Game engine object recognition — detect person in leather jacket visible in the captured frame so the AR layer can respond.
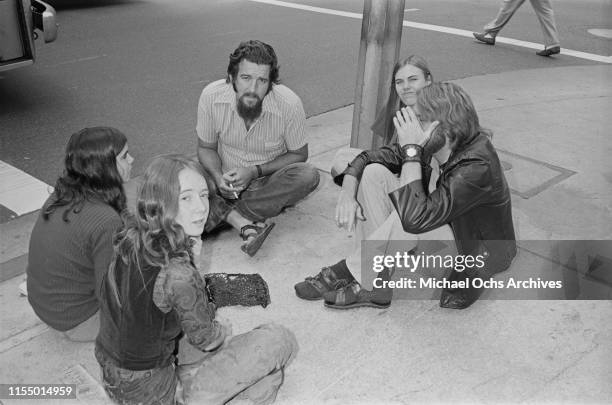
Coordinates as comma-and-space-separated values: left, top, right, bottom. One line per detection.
295, 82, 516, 310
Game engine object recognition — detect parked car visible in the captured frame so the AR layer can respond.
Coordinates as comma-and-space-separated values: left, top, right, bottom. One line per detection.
0, 0, 58, 72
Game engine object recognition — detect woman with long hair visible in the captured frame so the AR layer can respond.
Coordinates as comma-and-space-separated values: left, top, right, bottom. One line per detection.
95, 154, 296, 405
27, 126, 133, 342
331, 55, 434, 241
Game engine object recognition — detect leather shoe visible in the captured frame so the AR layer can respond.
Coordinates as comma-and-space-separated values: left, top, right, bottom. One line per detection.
473, 32, 495, 45
439, 270, 484, 310
536, 46, 560, 57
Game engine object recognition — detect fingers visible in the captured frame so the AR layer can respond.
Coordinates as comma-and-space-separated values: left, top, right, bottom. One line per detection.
356, 205, 366, 221
334, 203, 342, 226
392, 116, 400, 132
402, 106, 417, 121
426, 120, 440, 136
222, 172, 235, 184
395, 109, 406, 126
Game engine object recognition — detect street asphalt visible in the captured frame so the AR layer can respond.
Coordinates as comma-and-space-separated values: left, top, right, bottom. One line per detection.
0, 65, 610, 404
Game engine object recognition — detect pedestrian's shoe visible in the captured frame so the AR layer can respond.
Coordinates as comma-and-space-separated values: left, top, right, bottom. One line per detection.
240, 222, 275, 257
473, 32, 495, 45
323, 281, 391, 310
439, 270, 484, 310
294, 262, 353, 300
536, 46, 560, 57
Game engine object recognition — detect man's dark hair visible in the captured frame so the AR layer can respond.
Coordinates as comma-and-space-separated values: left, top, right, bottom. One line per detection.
226, 40, 280, 85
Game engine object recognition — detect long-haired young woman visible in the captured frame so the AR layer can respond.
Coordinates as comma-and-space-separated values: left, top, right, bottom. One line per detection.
27, 126, 133, 342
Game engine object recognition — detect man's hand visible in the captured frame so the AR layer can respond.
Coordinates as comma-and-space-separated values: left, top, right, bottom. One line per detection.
223, 167, 256, 190
393, 107, 439, 147
335, 190, 365, 231
214, 175, 241, 200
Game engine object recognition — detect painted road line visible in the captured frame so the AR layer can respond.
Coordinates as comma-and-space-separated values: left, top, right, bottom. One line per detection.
246, 0, 612, 64
0, 160, 52, 216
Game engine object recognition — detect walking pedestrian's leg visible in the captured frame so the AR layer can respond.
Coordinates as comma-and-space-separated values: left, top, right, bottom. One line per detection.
483, 0, 526, 36
181, 323, 297, 405
234, 163, 320, 222
529, 0, 560, 47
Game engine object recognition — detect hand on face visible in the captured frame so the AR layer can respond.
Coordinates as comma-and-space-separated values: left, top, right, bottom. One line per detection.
393, 107, 439, 147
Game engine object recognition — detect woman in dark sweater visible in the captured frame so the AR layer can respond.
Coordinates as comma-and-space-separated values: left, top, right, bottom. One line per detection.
96, 154, 296, 405
27, 126, 133, 341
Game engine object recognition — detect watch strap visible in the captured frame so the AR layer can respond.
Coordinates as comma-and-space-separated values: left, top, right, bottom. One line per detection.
401, 144, 424, 163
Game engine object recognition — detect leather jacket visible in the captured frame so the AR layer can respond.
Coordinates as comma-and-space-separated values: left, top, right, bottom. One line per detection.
336, 133, 516, 277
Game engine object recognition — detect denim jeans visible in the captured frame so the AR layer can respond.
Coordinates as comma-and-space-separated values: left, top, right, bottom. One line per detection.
97, 323, 297, 405
205, 162, 319, 231
96, 346, 178, 405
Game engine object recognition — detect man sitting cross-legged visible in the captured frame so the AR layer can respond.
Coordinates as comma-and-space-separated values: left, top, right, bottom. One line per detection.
197, 40, 320, 256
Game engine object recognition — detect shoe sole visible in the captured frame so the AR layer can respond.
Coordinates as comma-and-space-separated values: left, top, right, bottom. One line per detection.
473, 33, 495, 45
324, 301, 390, 310
296, 294, 323, 301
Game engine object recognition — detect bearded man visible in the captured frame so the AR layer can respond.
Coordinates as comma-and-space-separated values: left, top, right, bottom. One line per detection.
197, 40, 319, 256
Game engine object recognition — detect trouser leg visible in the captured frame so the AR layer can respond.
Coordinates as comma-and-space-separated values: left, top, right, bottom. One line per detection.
354, 164, 400, 245
330, 147, 363, 179
204, 194, 234, 233
354, 160, 439, 245
233, 163, 320, 222
182, 323, 297, 405
529, 0, 560, 47
346, 211, 456, 297
483, 0, 526, 36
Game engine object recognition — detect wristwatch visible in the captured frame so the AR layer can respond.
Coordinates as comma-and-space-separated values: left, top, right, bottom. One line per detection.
401, 144, 423, 163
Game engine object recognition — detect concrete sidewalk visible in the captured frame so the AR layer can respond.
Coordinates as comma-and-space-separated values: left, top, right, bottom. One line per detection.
1, 65, 611, 404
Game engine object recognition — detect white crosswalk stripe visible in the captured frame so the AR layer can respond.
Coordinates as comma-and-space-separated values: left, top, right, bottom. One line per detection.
0, 160, 52, 217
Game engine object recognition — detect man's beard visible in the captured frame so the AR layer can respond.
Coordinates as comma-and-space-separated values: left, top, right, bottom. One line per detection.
237, 93, 263, 121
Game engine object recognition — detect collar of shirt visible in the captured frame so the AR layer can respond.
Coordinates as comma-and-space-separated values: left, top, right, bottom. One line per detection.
213, 83, 282, 118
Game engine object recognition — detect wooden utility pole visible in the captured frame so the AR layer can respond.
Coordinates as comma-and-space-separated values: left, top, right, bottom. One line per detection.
350, 0, 405, 149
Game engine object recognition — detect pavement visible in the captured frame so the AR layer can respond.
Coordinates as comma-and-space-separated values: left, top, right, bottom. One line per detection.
1, 65, 611, 404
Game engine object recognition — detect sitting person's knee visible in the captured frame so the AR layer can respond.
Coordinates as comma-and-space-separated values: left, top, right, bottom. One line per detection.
361, 163, 391, 182
288, 163, 320, 191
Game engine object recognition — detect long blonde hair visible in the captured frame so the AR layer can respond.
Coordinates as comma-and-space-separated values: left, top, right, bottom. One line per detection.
108, 155, 205, 305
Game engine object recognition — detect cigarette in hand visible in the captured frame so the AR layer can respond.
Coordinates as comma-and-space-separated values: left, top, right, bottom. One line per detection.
228, 182, 239, 199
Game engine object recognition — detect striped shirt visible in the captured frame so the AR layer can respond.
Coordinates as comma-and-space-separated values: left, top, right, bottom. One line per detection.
196, 79, 307, 172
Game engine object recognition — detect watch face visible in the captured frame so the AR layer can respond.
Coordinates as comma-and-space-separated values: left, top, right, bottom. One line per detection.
405, 147, 417, 157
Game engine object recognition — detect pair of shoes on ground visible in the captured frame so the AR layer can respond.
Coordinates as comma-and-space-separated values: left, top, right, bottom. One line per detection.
239, 222, 275, 257
294, 264, 390, 309
473, 32, 561, 57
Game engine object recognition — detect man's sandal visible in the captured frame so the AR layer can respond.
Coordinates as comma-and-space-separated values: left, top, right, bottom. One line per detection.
240, 222, 275, 257
294, 266, 351, 301
323, 281, 391, 310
